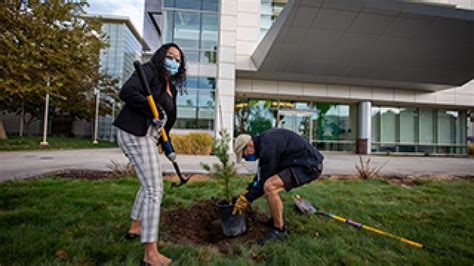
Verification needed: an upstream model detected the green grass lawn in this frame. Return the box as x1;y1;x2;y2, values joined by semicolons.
0;177;473;265
0;136;117;151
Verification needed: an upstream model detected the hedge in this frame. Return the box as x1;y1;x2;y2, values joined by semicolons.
168;132;212;155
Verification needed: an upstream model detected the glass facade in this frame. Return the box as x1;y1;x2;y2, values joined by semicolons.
160;0;218;130
175;76;216;130
372;106;467;154
162;0;218;64
260;0;287;39
314;103;357;152
99;22;143;141
235;98;357;152
100;23;142;87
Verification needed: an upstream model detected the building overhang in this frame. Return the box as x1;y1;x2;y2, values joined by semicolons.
239;0;474;91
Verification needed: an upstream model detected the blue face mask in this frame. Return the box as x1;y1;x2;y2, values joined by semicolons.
244;154;257;161
164;58;180;76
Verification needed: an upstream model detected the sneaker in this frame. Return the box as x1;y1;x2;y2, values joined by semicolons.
259;217;274;228
257;227;288;245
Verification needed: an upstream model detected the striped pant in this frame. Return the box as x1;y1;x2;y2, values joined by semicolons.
117;127;163;243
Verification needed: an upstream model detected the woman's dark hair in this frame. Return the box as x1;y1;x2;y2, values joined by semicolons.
150;43;187;93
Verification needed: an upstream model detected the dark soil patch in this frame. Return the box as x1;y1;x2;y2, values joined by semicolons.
55;170;473;186
320;174;474;186
56;170;207;181
163;173;209;182
385;176;420;186
160;199;270;253
56;169;117;180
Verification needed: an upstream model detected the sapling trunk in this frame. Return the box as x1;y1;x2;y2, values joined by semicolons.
202;130;247;236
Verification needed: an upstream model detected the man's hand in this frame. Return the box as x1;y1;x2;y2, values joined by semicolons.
232;189;250;215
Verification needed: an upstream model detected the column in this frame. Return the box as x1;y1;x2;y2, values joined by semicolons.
357;101;372;154
215;1;237;137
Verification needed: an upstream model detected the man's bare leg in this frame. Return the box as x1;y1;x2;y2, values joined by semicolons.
263;175;285;230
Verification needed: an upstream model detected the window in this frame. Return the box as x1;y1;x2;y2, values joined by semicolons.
399;108;417;143
371;106;467;154
175;76;215;130
162;0;218;64
380;108;398;143
260;0;287;39
234;99;356;152
419;108;434;144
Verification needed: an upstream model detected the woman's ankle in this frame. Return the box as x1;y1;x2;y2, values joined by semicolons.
129;219;141;233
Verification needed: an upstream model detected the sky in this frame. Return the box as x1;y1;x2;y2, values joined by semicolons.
85;0;145;36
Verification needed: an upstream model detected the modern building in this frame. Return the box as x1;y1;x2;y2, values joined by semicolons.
143;0;474;155
143;0;219;133
89;14;150;140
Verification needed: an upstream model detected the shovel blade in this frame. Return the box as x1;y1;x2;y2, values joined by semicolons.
294;195;317;214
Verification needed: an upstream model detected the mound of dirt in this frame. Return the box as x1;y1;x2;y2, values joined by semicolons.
160;199;270;253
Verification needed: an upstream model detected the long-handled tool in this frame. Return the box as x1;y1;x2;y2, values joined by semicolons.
133;61;190;188
294;195;437;252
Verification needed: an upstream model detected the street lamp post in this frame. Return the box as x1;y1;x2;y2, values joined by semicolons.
40;77;50;146
109;98;115;142
93;87;99;144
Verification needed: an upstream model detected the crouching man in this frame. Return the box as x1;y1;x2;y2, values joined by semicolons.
232;128;324;244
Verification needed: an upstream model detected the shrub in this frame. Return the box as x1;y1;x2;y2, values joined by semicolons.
168;132;212;155
355;156;387;180
107;160;136;177
201;130;237;201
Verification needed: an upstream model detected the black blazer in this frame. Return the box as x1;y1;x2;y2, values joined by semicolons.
113;62;177;137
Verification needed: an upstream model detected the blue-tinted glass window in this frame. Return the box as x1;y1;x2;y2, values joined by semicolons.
174;76;215;130
186;76;199;89
201;13;218;50
183;50;199;62
164;0;174;7
198;90;215;107
202;0;218;12
177;90;197;107
163;11;174;44
200;50;216;64
162;1;218;64
174;11;200;49
199;77;216;89
175;0;201;10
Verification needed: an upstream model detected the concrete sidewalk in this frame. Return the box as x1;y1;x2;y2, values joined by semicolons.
0;148;473;181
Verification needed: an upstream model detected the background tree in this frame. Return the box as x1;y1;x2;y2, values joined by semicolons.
248;100;273;135
0;0;115;138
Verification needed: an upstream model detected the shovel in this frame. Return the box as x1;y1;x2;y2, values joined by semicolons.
294;195;438;253
133;61;190;188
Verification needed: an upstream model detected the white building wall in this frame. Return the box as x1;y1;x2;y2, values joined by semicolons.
235;0;260;71
234;0;474;108
215;1;238;134
236;79;474;108
424;0;474;9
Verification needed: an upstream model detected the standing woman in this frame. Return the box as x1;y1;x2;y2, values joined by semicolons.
113;43;186;266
